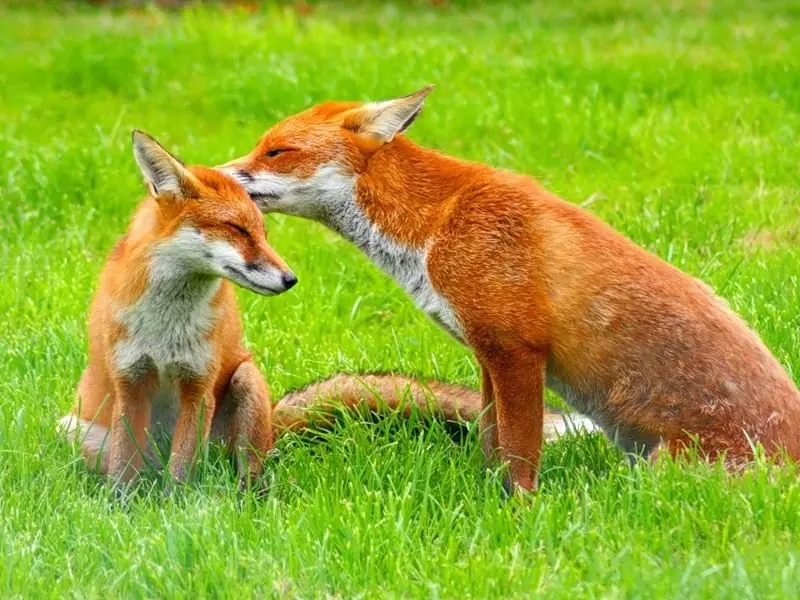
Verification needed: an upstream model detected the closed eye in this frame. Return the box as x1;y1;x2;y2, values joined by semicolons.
224;222;251;239
264;148;294;158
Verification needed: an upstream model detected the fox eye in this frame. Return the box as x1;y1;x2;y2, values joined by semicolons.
224;222;251;239
265;148;287;158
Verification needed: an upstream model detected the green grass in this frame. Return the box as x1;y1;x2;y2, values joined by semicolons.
2;1;800;597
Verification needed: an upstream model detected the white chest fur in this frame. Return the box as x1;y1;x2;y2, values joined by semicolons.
320;173;465;342
113;265;220;377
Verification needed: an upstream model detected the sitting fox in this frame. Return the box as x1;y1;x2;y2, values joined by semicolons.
60;130;300;487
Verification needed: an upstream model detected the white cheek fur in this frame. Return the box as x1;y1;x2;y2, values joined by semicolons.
148;226;208;277
220;167;292;213
223;165;340;218
206;238;247;272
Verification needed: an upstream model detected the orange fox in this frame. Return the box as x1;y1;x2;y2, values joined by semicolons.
221;86;800;491
60;130;300;487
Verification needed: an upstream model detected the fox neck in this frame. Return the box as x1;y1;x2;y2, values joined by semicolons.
310;138;469;341
113;228;223;377
317;138;476;247
352;137;477;247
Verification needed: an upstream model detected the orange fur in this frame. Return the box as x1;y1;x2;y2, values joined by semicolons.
62;131;295;488
223;87;800;491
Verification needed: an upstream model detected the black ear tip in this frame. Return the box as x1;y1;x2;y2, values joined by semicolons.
414;84;435;99
131;130;146;149
402;85;435;102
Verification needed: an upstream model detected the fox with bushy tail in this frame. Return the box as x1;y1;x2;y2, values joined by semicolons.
220;85;800;492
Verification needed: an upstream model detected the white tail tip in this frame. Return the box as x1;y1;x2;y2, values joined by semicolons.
58;415;110;462
543;412;600;440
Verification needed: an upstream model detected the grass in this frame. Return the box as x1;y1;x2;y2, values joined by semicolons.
1;0;800;597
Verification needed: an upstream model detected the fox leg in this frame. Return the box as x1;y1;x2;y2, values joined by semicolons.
479;365;499;460
218;360;274;488
108;372;156;484
169;378;215;484
480;348;546;493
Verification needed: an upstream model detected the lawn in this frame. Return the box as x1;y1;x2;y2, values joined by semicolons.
2;1;800;597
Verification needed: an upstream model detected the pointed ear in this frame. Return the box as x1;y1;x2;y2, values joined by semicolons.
343;85;434;144
131;129;196;198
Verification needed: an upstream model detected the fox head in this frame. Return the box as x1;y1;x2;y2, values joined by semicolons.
132;130;297;295
219;86;434;218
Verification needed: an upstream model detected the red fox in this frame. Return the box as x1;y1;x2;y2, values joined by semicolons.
60;130;300;487
220;86;800;491
60;130;593;488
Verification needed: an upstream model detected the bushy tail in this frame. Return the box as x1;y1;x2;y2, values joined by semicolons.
59;374;599;474
272;373;598;440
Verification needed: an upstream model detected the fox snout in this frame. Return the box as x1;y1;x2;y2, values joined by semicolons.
216;164;291;213
247;241;298;295
201;232;297;297
282;271;299;290
224;260;298;296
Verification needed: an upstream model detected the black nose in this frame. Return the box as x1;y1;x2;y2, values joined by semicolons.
282;272;298;290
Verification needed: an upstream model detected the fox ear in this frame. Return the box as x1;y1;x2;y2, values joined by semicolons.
343;85;434;144
131;130;195;198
